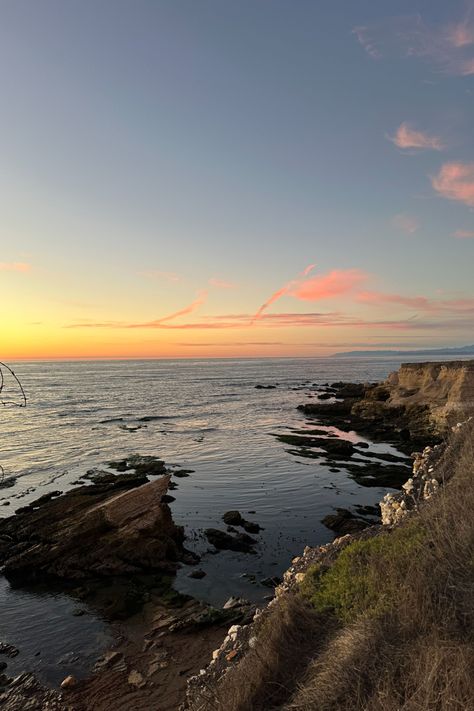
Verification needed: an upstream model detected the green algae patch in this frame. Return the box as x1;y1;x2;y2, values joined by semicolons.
300;522;425;622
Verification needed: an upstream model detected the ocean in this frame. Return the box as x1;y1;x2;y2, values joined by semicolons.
0;356;446;684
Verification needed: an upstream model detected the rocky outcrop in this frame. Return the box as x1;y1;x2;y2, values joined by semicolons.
379;420;469;526
0;473;185;584
298;360;474;449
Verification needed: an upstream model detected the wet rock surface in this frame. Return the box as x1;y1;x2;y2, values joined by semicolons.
0;473;184;586
204;528;258;553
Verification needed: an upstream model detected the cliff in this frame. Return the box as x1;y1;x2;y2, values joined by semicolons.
385;360;474;431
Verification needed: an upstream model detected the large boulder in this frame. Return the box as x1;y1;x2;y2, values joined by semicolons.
0;475;184;583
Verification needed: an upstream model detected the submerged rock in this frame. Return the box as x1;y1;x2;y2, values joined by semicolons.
205;528;257;553
322;508;372;536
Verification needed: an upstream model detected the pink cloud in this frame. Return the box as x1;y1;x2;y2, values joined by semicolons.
208;278;236;288
392;214;419;235
251;263;316;322
431;162;474;207
0;262;31;272
447;19;474;48
453;229;474;239
388;122;444;151
292;269;368;302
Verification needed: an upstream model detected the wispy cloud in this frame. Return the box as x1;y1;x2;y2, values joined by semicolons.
354;10;474;76
251;263;316;323
452;229;474;238
431;162;474;206
65;310;474;333
148;291;207;325
0;262;31;272
392;214;419;234
357;290;474;315
388;122;444;151
208;277;236;288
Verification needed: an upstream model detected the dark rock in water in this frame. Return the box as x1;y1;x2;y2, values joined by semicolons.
0;662;6;672
172;469;194;478
223;510;243;526
84;469;117;484
222;511;262;534
322;509;372;535
242;521;262;534
205;529;257;553
255;384;276;390
108;454;167;477
0;643;19;658
0;475;185;584
354;504;380;518
161;494;176;503
0;478;16;490
317;392;332;400
18;491;63;510
330;382;366;398
260;576;282;588
188;569;206;579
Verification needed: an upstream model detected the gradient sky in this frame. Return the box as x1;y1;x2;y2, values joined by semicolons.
2;0;474;359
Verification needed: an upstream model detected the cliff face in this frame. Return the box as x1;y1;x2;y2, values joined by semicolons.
385;360;474;432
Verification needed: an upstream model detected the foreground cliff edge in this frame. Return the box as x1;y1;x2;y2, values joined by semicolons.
1;360;474;710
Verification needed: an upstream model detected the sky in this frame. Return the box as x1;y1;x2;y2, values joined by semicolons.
1;0;474;359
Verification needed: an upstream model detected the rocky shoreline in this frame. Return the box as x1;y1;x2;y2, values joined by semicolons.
1;360;473;710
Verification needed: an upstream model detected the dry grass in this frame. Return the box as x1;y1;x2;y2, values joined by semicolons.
189;421;474;711
286;421;474;711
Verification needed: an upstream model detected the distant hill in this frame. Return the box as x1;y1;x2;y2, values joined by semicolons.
333;345;474;358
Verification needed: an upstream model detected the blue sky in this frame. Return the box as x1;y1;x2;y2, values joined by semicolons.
1;0;473;357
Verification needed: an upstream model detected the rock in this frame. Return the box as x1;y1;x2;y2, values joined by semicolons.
60;675;77;689
127;670;146;688
172;469;194;478
205;529;257;553
188;569;206;579
255;384;276;389
222;511;243;526
0;662;7;672
223;596;247;610
108;454;167;477
222;511;262;534
226;649;238;662
260;576;282;588
322;509;371;535
0;644;19;658
0;672;65;709
0;475;186;584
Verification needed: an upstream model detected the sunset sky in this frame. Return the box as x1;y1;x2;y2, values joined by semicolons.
2;0;474;359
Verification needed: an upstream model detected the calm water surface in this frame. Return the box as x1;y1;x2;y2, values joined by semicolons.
0;356;446;684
